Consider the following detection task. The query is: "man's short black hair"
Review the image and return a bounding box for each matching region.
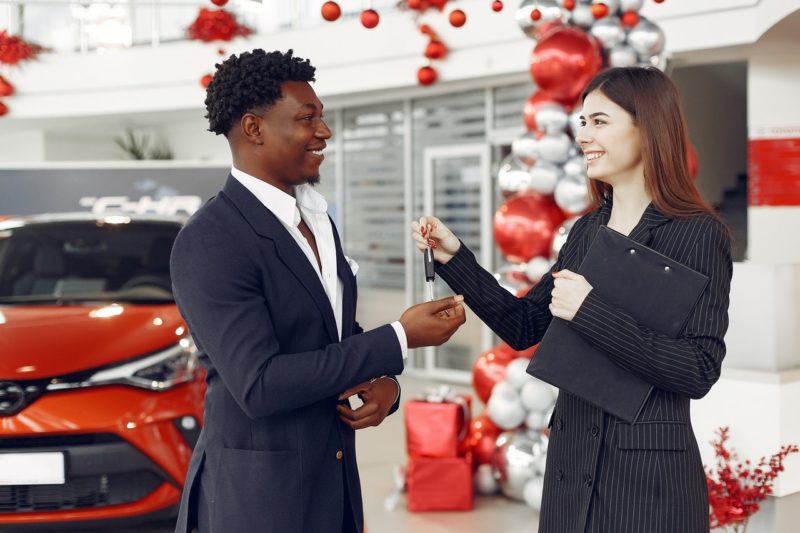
[205,49,316,136]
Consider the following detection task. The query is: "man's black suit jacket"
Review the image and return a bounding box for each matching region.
[170,176,404,533]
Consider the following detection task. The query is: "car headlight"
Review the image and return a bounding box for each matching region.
[48,338,199,392]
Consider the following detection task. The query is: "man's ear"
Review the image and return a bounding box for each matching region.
[240,112,265,145]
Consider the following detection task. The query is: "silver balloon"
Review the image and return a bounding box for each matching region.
[497,154,532,193]
[488,381,527,430]
[521,379,557,413]
[570,2,595,28]
[511,133,539,164]
[568,141,582,159]
[516,0,564,39]
[590,16,625,49]
[529,160,561,194]
[534,103,569,135]
[492,429,548,501]
[628,18,665,56]
[619,0,643,11]
[639,51,672,73]
[525,256,552,284]
[555,173,591,215]
[592,0,619,14]
[536,133,572,165]
[562,154,587,179]
[568,106,583,138]
[494,263,530,294]
[523,476,545,510]
[609,43,638,67]
[475,463,500,495]
[550,216,580,260]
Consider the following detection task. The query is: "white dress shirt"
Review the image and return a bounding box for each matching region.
[230,167,408,362]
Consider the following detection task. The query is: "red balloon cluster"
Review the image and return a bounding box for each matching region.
[472,345,516,404]
[493,194,566,263]
[187,8,253,42]
[462,412,501,465]
[0,30,45,66]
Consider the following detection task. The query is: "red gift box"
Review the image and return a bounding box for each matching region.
[406,453,474,512]
[405,393,471,458]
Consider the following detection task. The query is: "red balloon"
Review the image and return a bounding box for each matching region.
[529,26,603,105]
[424,40,447,60]
[417,65,438,86]
[522,90,574,131]
[200,74,213,88]
[210,0,228,6]
[591,3,609,18]
[0,75,14,97]
[449,9,467,27]
[472,344,516,404]
[562,0,576,10]
[493,194,565,263]
[360,9,379,29]
[492,1,504,12]
[687,141,698,179]
[621,10,639,27]
[0,101,8,117]
[499,341,538,360]
[463,412,501,466]
[321,1,341,21]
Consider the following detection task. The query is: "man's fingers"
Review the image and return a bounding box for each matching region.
[337,401,379,421]
[338,381,370,401]
[428,295,464,314]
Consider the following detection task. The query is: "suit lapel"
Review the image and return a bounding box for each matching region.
[221,175,339,343]
[627,203,671,246]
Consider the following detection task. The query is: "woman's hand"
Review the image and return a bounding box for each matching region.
[410,216,461,264]
[549,270,593,321]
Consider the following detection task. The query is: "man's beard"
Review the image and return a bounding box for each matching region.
[305,174,321,187]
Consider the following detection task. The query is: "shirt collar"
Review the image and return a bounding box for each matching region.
[231,166,327,227]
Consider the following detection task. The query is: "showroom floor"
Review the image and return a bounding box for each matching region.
[88,375,539,533]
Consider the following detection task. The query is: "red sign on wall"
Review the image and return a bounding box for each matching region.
[748,137,800,206]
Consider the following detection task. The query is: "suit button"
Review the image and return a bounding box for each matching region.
[336,450,343,460]
[556,469,564,481]
[584,474,593,487]
[556,418,564,431]
[590,425,599,437]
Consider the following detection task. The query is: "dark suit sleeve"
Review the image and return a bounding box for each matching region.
[170,225,404,419]
[569,220,732,399]
[436,216,588,351]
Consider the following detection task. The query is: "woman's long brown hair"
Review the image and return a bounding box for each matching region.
[581,67,722,222]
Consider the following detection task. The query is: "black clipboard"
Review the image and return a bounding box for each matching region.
[527,226,710,422]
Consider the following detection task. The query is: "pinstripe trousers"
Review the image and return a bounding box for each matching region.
[437,200,732,533]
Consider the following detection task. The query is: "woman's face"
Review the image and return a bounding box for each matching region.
[576,90,643,187]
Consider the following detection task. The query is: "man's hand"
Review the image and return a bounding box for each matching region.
[337,378,399,430]
[549,269,593,321]
[399,295,466,349]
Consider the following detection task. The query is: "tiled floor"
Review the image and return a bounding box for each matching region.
[44,376,539,533]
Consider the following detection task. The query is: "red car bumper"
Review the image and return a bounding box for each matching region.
[0,379,204,526]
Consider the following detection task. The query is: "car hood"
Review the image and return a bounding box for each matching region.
[0,303,187,379]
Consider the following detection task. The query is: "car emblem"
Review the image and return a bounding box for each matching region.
[0,381,26,416]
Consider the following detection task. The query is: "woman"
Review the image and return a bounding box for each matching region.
[411,67,732,533]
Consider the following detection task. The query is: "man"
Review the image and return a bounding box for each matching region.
[170,49,465,533]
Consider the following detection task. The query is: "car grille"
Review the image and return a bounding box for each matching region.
[0,471,162,513]
[0,433,174,514]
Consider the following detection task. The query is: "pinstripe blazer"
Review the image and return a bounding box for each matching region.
[437,199,732,533]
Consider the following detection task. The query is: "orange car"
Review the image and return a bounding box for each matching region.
[0,213,204,528]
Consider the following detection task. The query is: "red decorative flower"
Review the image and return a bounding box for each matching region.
[0,30,45,66]
[187,8,254,42]
[706,426,799,530]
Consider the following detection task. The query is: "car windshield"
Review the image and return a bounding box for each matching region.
[0,219,180,304]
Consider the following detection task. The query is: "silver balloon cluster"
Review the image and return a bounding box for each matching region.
[480,355,557,508]
[516,0,669,71]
